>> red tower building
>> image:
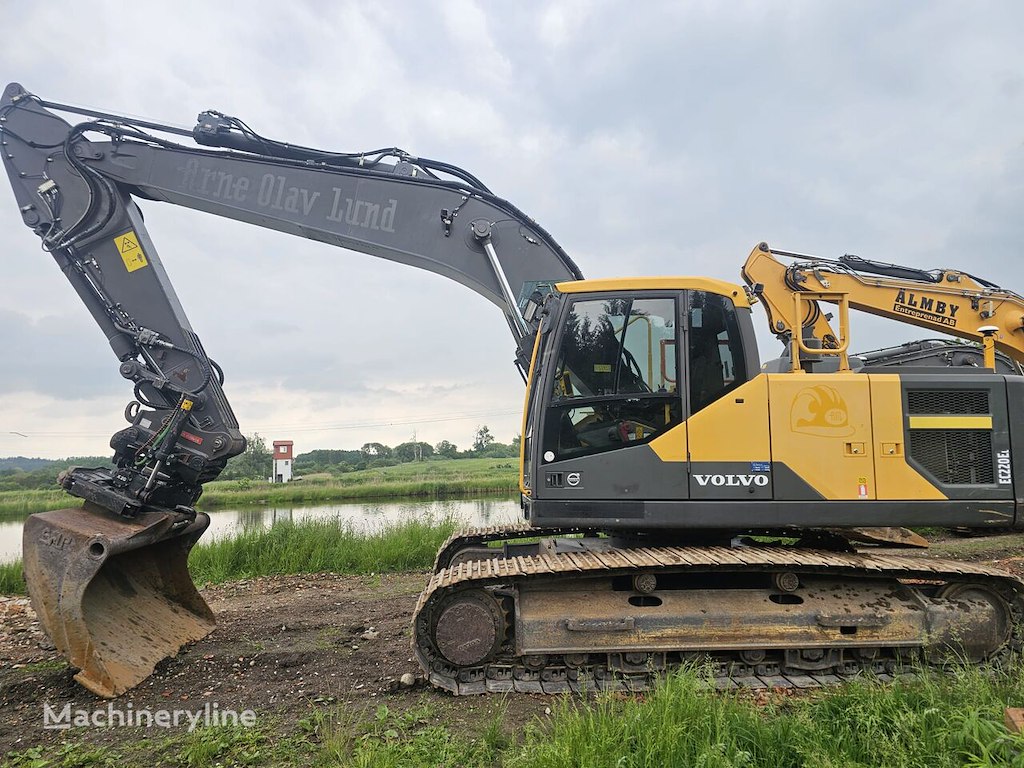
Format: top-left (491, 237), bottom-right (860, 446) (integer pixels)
top-left (272, 440), bottom-right (294, 483)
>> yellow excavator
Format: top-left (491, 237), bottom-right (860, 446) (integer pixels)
top-left (3, 83), bottom-right (1024, 697)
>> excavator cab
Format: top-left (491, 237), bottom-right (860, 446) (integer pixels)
top-left (522, 279), bottom-right (760, 519)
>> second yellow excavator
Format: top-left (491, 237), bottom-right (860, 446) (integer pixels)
top-left (3, 83), bottom-right (1023, 696)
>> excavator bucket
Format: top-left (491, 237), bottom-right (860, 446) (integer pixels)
top-left (21, 502), bottom-right (214, 698)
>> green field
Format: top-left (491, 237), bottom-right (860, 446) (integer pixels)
top-left (0, 458), bottom-right (518, 519)
top-left (201, 457), bottom-right (518, 507)
top-left (0, 488), bottom-right (75, 516)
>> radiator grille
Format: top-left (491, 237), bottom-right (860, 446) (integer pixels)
top-left (906, 389), bottom-right (989, 415)
top-left (908, 430), bottom-right (994, 485)
top-left (906, 388), bottom-right (994, 486)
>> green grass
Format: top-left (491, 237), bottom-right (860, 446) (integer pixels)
top-left (199, 457), bottom-right (518, 508)
top-left (9, 665), bottom-right (1024, 767)
top-left (306, 701), bottom-right (509, 767)
top-left (4, 721), bottom-right (309, 767)
top-left (171, 723), bottom-right (280, 767)
top-left (187, 515), bottom-right (459, 585)
top-left (507, 664), bottom-right (1024, 768)
top-left (0, 488), bottom-right (78, 517)
top-left (4, 742), bottom-right (120, 767)
top-left (0, 559), bottom-right (25, 594)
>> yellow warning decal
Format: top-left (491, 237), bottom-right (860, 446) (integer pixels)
top-left (114, 230), bottom-right (148, 272)
top-left (182, 399), bottom-right (194, 411)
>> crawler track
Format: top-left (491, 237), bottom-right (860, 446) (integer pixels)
top-left (414, 526), bottom-right (1024, 695)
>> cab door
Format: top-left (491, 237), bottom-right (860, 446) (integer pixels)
top-left (682, 290), bottom-right (774, 500)
top-left (536, 291), bottom-right (687, 501)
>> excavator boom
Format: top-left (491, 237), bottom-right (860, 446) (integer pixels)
top-left (1, 83), bottom-right (580, 695)
top-left (742, 242), bottom-right (1024, 368)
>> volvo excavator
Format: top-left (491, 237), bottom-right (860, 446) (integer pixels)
top-left (4, 82), bottom-right (1024, 698)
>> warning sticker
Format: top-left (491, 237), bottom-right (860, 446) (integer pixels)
top-left (180, 430), bottom-right (203, 445)
top-left (114, 230), bottom-right (148, 272)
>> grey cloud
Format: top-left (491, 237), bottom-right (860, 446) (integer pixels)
top-left (2, 1), bottom-right (1023, 456)
top-left (0, 310), bottom-right (122, 399)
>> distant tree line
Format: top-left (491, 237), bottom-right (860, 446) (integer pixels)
top-left (0, 455), bottom-right (114, 492)
top-left (0, 425), bottom-right (521, 489)
top-left (220, 425), bottom-right (520, 480)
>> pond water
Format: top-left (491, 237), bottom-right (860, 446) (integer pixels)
top-left (0, 496), bottom-right (521, 564)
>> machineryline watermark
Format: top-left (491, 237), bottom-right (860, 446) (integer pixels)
top-left (42, 701), bottom-right (257, 732)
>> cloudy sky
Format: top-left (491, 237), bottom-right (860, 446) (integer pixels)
top-left (1, 1), bottom-right (1022, 459)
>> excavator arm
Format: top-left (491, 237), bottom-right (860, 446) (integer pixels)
top-left (742, 242), bottom-right (1024, 369)
top-left (3, 82), bottom-right (583, 512)
top-left (0, 83), bottom-right (581, 695)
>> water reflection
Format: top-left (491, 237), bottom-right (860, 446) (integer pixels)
top-left (238, 506), bottom-right (285, 531)
top-left (0, 497), bottom-right (520, 564)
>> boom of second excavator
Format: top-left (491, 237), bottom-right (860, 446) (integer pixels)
top-left (742, 242), bottom-right (1024, 372)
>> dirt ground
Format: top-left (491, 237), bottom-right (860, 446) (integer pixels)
top-left (0, 570), bottom-right (551, 757)
top-left (3, 533), bottom-right (1024, 757)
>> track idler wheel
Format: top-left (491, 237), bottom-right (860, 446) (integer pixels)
top-left (933, 583), bottom-right (1012, 662)
top-left (432, 589), bottom-right (506, 667)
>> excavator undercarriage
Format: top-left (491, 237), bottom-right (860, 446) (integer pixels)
top-left (414, 526), bottom-right (1024, 694)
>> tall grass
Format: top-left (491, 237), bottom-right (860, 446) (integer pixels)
top-left (187, 515), bottom-right (459, 585)
top-left (0, 489), bottom-right (77, 517)
top-left (0, 516), bottom-right (460, 595)
top-left (0, 559), bottom-right (25, 594)
top-left (507, 663), bottom-right (1024, 768)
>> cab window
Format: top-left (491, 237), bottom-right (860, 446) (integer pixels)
top-left (688, 291), bottom-right (746, 413)
top-left (544, 296), bottom-right (681, 461)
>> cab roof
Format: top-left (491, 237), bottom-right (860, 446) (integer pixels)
top-left (555, 277), bottom-right (749, 307)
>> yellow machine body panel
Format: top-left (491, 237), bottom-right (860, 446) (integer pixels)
top-left (767, 374), bottom-right (876, 500)
top-left (669, 375), bottom-right (771, 464)
top-left (649, 372), bottom-right (952, 503)
top-left (647, 420), bottom-right (688, 463)
top-left (868, 375), bottom-right (948, 501)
